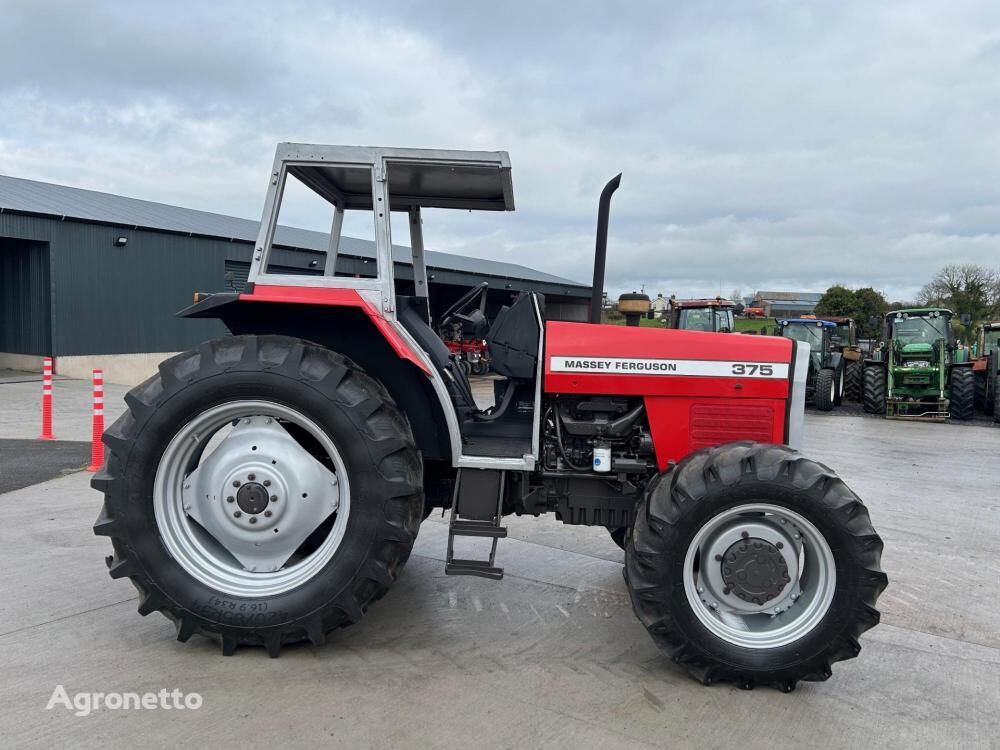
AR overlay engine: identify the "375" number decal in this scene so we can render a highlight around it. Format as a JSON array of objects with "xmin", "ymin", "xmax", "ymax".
[{"xmin": 731, "ymin": 363, "xmax": 774, "ymax": 376}]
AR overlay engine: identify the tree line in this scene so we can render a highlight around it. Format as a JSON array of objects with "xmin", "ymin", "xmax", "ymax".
[{"xmin": 815, "ymin": 264, "xmax": 1000, "ymax": 339}]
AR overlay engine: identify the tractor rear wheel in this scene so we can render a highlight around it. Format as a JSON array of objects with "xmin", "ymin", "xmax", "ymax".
[
  {"xmin": 974, "ymin": 372, "xmax": 987, "ymax": 413},
  {"xmin": 994, "ymin": 376, "xmax": 1000, "ymax": 422},
  {"xmin": 862, "ymin": 365, "xmax": 886, "ymax": 414},
  {"xmin": 815, "ymin": 368, "xmax": 836, "ymax": 411},
  {"xmin": 949, "ymin": 367, "xmax": 975, "ymax": 421},
  {"xmin": 92, "ymin": 335, "xmax": 423, "ymax": 656},
  {"xmin": 845, "ymin": 360, "xmax": 862, "ymax": 402},
  {"xmin": 625, "ymin": 441, "xmax": 886, "ymax": 691}
]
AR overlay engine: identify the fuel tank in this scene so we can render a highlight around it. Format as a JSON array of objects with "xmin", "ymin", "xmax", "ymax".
[{"xmin": 544, "ymin": 322, "xmax": 808, "ymax": 469}]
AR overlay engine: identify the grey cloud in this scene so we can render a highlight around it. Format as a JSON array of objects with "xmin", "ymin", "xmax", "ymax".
[{"xmin": 1, "ymin": 0, "xmax": 999, "ymax": 301}]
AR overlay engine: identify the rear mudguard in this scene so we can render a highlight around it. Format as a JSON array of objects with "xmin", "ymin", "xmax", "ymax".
[{"xmin": 178, "ymin": 286, "xmax": 456, "ymax": 462}]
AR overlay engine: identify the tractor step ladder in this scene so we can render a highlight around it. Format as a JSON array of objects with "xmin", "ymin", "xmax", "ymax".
[{"xmin": 445, "ymin": 469, "xmax": 506, "ymax": 580}]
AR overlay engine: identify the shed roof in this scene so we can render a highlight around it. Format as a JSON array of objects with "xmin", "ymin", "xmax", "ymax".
[{"xmin": 0, "ymin": 173, "xmax": 586, "ymax": 291}]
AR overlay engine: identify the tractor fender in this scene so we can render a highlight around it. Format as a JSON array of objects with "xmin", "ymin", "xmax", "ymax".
[
  {"xmin": 827, "ymin": 351, "xmax": 843, "ymax": 372},
  {"xmin": 178, "ymin": 289, "xmax": 455, "ymax": 462}
]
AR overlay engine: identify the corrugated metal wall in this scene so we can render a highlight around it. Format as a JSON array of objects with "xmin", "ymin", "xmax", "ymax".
[
  {"xmin": 0, "ymin": 212, "xmax": 592, "ymax": 356},
  {"xmin": 0, "ymin": 213, "xmax": 228, "ymax": 356},
  {"xmin": 0, "ymin": 238, "xmax": 51, "ymax": 354}
]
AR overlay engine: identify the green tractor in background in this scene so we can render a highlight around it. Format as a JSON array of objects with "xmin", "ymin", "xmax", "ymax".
[
  {"xmin": 862, "ymin": 308, "xmax": 975, "ymax": 421},
  {"xmin": 777, "ymin": 318, "xmax": 845, "ymax": 411},
  {"xmin": 972, "ymin": 321, "xmax": 1000, "ymax": 421}
]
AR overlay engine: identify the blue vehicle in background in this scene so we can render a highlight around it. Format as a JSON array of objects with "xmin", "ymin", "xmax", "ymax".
[{"xmin": 777, "ymin": 318, "xmax": 847, "ymax": 411}]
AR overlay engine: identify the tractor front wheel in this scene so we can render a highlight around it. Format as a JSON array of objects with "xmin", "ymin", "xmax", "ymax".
[
  {"xmin": 949, "ymin": 367, "xmax": 975, "ymax": 421},
  {"xmin": 814, "ymin": 368, "xmax": 836, "ymax": 411},
  {"xmin": 625, "ymin": 442, "xmax": 886, "ymax": 691},
  {"xmin": 92, "ymin": 335, "xmax": 423, "ymax": 656},
  {"xmin": 862, "ymin": 365, "xmax": 886, "ymax": 414}
]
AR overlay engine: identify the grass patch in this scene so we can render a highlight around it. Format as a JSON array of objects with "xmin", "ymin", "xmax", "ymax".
[{"xmin": 735, "ymin": 318, "xmax": 776, "ymax": 333}]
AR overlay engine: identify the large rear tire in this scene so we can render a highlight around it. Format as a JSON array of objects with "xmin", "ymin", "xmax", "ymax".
[
  {"xmin": 862, "ymin": 365, "xmax": 886, "ymax": 415},
  {"xmin": 92, "ymin": 335, "xmax": 423, "ymax": 656},
  {"xmin": 625, "ymin": 442, "xmax": 886, "ymax": 691},
  {"xmin": 845, "ymin": 360, "xmax": 862, "ymax": 402},
  {"xmin": 949, "ymin": 367, "xmax": 975, "ymax": 421},
  {"xmin": 994, "ymin": 375, "xmax": 1000, "ymax": 423},
  {"xmin": 974, "ymin": 372, "xmax": 987, "ymax": 413},
  {"xmin": 814, "ymin": 369, "xmax": 836, "ymax": 411}
]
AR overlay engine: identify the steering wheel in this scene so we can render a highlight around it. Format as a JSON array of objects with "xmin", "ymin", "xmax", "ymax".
[{"xmin": 438, "ymin": 282, "xmax": 488, "ymax": 330}]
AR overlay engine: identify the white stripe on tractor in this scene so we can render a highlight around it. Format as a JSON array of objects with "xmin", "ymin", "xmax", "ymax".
[{"xmin": 549, "ymin": 356, "xmax": 789, "ymax": 379}]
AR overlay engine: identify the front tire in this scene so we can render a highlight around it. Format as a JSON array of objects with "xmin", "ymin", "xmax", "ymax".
[
  {"xmin": 92, "ymin": 335, "xmax": 423, "ymax": 656},
  {"xmin": 949, "ymin": 367, "xmax": 975, "ymax": 421},
  {"xmin": 815, "ymin": 369, "xmax": 836, "ymax": 411},
  {"xmin": 845, "ymin": 360, "xmax": 862, "ymax": 402},
  {"xmin": 862, "ymin": 365, "xmax": 886, "ymax": 415},
  {"xmin": 625, "ymin": 442, "xmax": 886, "ymax": 691}
]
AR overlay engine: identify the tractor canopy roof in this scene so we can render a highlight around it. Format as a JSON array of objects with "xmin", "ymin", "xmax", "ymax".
[
  {"xmin": 886, "ymin": 307, "xmax": 953, "ymax": 318},
  {"xmin": 779, "ymin": 319, "xmax": 836, "ymax": 327},
  {"xmin": 981, "ymin": 320, "xmax": 1000, "ymax": 330},
  {"xmin": 670, "ymin": 297, "xmax": 735, "ymax": 309},
  {"xmin": 278, "ymin": 143, "xmax": 515, "ymax": 212}
]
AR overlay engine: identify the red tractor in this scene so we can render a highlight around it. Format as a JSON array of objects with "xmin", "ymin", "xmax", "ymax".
[{"xmin": 93, "ymin": 144, "xmax": 885, "ymax": 691}]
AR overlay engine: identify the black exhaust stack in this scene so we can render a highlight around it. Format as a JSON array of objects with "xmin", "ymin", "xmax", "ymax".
[{"xmin": 590, "ymin": 173, "xmax": 622, "ymax": 324}]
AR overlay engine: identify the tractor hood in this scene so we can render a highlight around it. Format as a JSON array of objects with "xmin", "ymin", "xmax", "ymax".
[
  {"xmin": 543, "ymin": 322, "xmax": 805, "ymax": 468},
  {"xmin": 544, "ymin": 322, "xmax": 795, "ymax": 399},
  {"xmin": 901, "ymin": 343, "xmax": 934, "ymax": 356}
]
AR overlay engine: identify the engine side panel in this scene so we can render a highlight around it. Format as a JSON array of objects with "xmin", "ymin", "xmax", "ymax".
[{"xmin": 544, "ymin": 322, "xmax": 797, "ymax": 469}]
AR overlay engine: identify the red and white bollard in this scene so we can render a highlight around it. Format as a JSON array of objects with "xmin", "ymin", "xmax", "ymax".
[
  {"xmin": 38, "ymin": 356, "xmax": 55, "ymax": 440},
  {"xmin": 86, "ymin": 369, "xmax": 105, "ymax": 472}
]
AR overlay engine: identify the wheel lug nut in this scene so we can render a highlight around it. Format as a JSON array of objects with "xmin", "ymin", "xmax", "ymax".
[
  {"xmin": 714, "ymin": 554, "xmax": 723, "ymax": 561},
  {"xmin": 226, "ymin": 496, "xmax": 235, "ymax": 503},
  {"xmin": 263, "ymin": 480, "xmax": 271, "ymax": 487},
  {"xmin": 270, "ymin": 495, "xmax": 278, "ymax": 502},
  {"xmin": 249, "ymin": 517, "xmax": 257, "ymax": 525},
  {"xmin": 264, "ymin": 510, "xmax": 272, "ymax": 517},
  {"xmin": 248, "ymin": 473, "xmax": 256, "ymax": 481},
  {"xmin": 741, "ymin": 531, "xmax": 749, "ymax": 539},
  {"xmin": 233, "ymin": 480, "xmax": 241, "ymax": 488},
  {"xmin": 776, "ymin": 541, "xmax": 783, "ymax": 549},
  {"xmin": 233, "ymin": 511, "xmax": 242, "ymax": 518}
]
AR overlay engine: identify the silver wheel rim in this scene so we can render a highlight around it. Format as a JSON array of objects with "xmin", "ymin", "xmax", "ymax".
[
  {"xmin": 154, "ymin": 400, "xmax": 350, "ymax": 597},
  {"xmin": 683, "ymin": 503, "xmax": 836, "ymax": 649}
]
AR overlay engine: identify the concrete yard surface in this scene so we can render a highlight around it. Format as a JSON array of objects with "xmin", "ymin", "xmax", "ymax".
[{"xmin": 0, "ymin": 399, "xmax": 999, "ymax": 747}]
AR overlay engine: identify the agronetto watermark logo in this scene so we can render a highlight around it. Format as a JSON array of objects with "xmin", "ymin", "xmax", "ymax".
[{"xmin": 46, "ymin": 685, "xmax": 203, "ymax": 717}]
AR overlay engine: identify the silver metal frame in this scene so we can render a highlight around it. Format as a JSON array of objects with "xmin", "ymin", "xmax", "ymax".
[
  {"xmin": 247, "ymin": 143, "xmax": 530, "ymax": 471},
  {"xmin": 787, "ymin": 342, "xmax": 810, "ymax": 449}
]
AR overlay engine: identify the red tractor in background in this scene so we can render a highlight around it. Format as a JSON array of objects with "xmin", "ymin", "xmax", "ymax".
[
  {"xmin": 92, "ymin": 144, "xmax": 885, "ymax": 691},
  {"xmin": 667, "ymin": 297, "xmax": 737, "ymax": 332}
]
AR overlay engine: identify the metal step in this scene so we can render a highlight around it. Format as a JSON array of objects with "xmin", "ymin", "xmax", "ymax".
[
  {"xmin": 445, "ymin": 559, "xmax": 504, "ymax": 580},
  {"xmin": 445, "ymin": 469, "xmax": 506, "ymax": 580},
  {"xmin": 450, "ymin": 520, "xmax": 508, "ymax": 539}
]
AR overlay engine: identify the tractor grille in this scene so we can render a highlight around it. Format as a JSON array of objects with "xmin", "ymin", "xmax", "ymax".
[
  {"xmin": 689, "ymin": 403, "xmax": 774, "ymax": 450},
  {"xmin": 903, "ymin": 375, "xmax": 931, "ymax": 385}
]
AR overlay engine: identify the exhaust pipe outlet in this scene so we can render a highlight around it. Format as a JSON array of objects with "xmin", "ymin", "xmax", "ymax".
[{"xmin": 589, "ymin": 173, "xmax": 622, "ymax": 324}]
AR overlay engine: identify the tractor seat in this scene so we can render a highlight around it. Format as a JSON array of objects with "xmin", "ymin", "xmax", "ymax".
[
  {"xmin": 485, "ymin": 291, "xmax": 544, "ymax": 380},
  {"xmin": 396, "ymin": 296, "xmax": 478, "ymax": 416}
]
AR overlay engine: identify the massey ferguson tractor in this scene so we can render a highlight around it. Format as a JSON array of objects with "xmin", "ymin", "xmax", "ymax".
[
  {"xmin": 667, "ymin": 297, "xmax": 736, "ymax": 332},
  {"xmin": 92, "ymin": 144, "xmax": 886, "ymax": 691},
  {"xmin": 862, "ymin": 308, "xmax": 974, "ymax": 420}
]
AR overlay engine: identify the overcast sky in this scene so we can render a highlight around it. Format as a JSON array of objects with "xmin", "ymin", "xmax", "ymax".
[{"xmin": 2, "ymin": 0, "xmax": 1000, "ymax": 301}]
